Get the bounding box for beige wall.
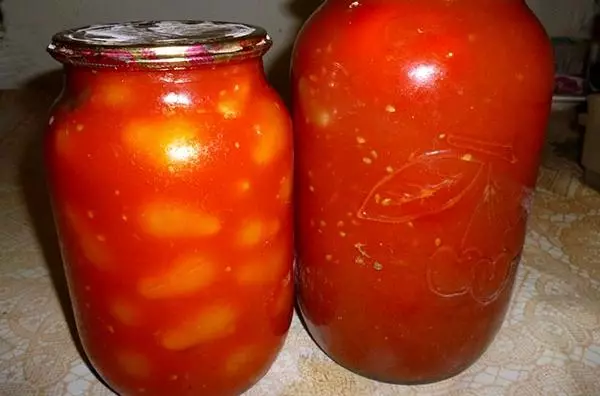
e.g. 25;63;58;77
0;0;321;90
0;0;596;89
529;0;597;37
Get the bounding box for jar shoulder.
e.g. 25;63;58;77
293;1;553;71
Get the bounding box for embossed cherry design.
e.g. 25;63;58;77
356;147;526;305
427;245;518;305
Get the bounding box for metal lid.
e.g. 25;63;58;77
47;20;272;69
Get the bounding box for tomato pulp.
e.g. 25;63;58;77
46;21;293;395
292;0;554;383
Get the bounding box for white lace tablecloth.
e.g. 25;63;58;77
1;89;600;395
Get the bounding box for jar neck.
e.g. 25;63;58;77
64;58;266;91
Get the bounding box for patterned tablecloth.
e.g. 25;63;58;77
1;89;600;396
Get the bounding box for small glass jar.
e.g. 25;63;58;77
291;0;554;384
46;21;294;396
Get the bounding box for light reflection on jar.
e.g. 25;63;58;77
407;63;441;86
163;92;192;106
153;46;188;57
166;141;200;163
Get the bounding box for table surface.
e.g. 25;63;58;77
1;89;600;396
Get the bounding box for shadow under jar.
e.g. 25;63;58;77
46;21;294;396
291;0;554;385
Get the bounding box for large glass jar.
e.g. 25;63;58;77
292;0;554;384
46;21;293;396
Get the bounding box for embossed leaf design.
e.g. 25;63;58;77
447;134;516;163
358;153;483;223
460;167;527;256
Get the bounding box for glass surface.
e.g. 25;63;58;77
292;0;554;384
45;21;293;396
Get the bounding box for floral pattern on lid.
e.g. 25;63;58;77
47;20;272;69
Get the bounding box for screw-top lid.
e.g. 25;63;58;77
47;20;272;69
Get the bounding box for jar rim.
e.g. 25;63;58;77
47;20;272;70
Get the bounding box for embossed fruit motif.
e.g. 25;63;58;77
292;0;554;384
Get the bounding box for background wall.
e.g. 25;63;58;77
528;0;597;38
0;0;597;89
0;0;322;91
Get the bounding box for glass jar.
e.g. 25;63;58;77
291;0;554;384
46;21;294;396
